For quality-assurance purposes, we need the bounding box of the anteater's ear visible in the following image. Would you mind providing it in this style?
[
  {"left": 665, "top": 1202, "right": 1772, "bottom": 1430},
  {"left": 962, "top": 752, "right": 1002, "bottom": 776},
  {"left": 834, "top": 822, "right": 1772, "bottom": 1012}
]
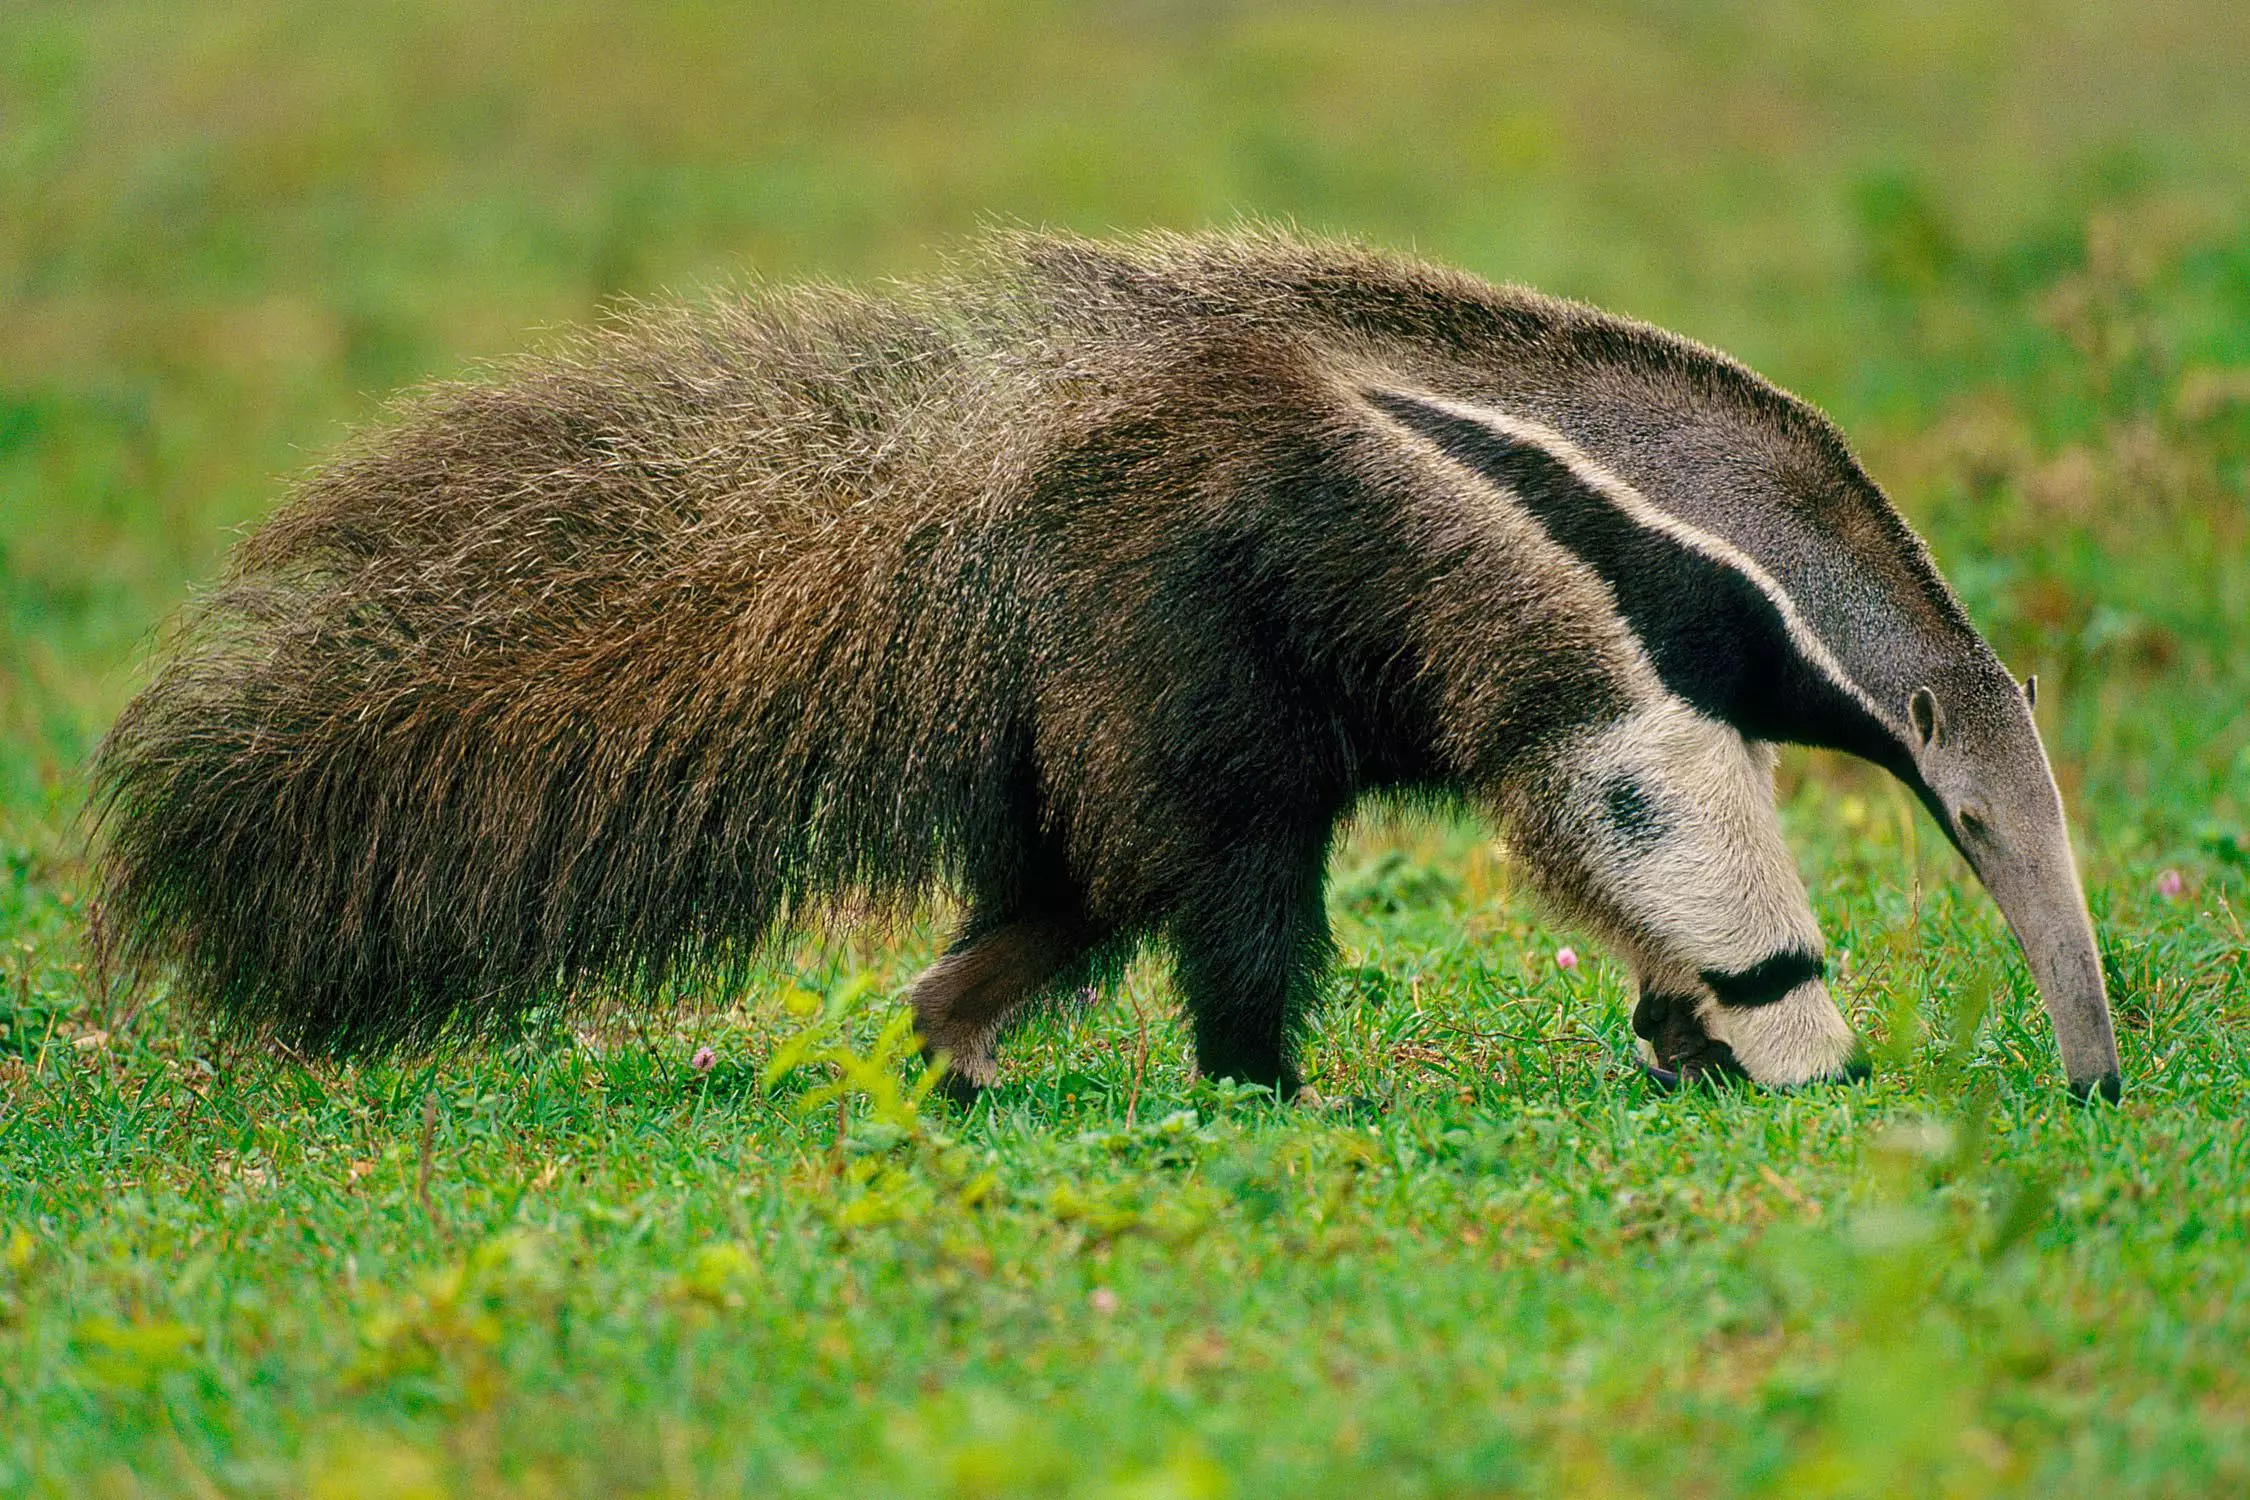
[
  {"left": 1909, "top": 687, "right": 1944, "bottom": 752},
  {"left": 2022, "top": 673, "right": 2038, "bottom": 709}
]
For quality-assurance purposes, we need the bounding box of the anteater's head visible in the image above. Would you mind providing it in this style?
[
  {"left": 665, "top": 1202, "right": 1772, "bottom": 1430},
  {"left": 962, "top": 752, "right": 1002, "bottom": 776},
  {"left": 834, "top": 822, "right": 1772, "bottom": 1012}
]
[{"left": 1896, "top": 667, "right": 2120, "bottom": 1101}]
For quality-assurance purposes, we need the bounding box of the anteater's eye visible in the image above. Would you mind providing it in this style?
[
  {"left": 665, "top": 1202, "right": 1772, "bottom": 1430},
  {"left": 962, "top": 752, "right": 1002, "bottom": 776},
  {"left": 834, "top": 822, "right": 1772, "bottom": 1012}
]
[{"left": 1956, "top": 805, "right": 1990, "bottom": 839}]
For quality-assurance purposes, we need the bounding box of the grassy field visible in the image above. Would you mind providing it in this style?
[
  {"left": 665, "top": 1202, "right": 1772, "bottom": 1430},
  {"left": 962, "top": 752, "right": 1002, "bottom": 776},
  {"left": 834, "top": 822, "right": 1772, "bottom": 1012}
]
[{"left": 4, "top": 2, "right": 2249, "bottom": 1494}]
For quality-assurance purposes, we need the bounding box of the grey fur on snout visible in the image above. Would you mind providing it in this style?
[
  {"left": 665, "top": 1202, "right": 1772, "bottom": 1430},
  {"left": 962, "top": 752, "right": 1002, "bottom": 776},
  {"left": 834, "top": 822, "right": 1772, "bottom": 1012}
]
[
  {"left": 1906, "top": 678, "right": 2120, "bottom": 1100},
  {"left": 1968, "top": 802, "right": 2119, "bottom": 1101}
]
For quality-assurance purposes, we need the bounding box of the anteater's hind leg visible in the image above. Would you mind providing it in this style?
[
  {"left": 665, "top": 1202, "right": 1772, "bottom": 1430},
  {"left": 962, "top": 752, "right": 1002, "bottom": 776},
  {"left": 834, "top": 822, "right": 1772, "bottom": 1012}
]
[
  {"left": 911, "top": 759, "right": 1111, "bottom": 1102},
  {"left": 1502, "top": 700, "right": 1863, "bottom": 1089},
  {"left": 910, "top": 912, "right": 1093, "bottom": 1101},
  {"left": 1167, "top": 838, "right": 1333, "bottom": 1099}
]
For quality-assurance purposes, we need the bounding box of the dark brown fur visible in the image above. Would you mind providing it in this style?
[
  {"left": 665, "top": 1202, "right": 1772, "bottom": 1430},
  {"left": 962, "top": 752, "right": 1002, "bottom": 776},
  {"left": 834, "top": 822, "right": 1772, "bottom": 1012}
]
[{"left": 90, "top": 228, "right": 1896, "bottom": 1092}]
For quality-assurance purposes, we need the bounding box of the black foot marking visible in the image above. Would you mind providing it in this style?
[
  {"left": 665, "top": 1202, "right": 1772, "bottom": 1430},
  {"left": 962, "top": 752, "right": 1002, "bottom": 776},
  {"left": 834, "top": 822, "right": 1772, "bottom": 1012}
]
[{"left": 1631, "top": 985, "right": 1790, "bottom": 1093}]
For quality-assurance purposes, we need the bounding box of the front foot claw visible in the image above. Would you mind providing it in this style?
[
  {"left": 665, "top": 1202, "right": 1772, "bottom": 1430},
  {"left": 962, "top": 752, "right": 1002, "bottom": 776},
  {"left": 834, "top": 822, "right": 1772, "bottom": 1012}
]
[
  {"left": 1637, "top": 1038, "right": 1751, "bottom": 1092},
  {"left": 1638, "top": 1058, "right": 1682, "bottom": 1091},
  {"left": 1633, "top": 987, "right": 1752, "bottom": 1091}
]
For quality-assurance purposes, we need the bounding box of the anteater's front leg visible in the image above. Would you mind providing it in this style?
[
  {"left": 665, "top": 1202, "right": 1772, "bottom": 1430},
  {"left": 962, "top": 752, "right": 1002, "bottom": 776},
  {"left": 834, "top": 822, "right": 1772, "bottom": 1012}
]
[
  {"left": 1503, "top": 701, "right": 1865, "bottom": 1089},
  {"left": 1168, "top": 841, "right": 1334, "bottom": 1098}
]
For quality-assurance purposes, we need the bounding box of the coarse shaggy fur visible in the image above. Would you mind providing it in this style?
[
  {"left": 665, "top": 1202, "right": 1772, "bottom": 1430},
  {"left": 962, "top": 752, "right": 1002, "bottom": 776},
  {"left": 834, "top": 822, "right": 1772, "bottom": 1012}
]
[{"left": 91, "top": 227, "right": 2029, "bottom": 1093}]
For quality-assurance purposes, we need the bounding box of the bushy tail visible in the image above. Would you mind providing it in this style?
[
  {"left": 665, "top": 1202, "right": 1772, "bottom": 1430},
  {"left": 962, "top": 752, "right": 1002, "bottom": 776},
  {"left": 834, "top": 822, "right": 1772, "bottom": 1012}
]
[{"left": 90, "top": 291, "right": 1032, "bottom": 1054}]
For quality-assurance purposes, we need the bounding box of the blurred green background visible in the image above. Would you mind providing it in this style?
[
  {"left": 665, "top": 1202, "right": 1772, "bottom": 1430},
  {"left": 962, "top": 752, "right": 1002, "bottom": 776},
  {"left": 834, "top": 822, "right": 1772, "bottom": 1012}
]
[
  {"left": 4, "top": 4, "right": 2249, "bottom": 1495},
  {"left": 4, "top": 0, "right": 2246, "bottom": 849}
]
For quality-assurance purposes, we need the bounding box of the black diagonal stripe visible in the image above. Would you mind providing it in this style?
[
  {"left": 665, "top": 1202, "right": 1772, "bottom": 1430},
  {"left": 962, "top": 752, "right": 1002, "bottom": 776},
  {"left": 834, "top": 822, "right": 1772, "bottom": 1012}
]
[
  {"left": 1700, "top": 948, "right": 1826, "bottom": 1008},
  {"left": 1369, "top": 390, "right": 1906, "bottom": 770}
]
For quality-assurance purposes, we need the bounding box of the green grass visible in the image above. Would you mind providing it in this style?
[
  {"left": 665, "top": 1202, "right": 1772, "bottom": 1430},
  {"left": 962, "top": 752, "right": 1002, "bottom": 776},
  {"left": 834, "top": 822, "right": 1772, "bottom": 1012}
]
[{"left": 4, "top": 2, "right": 2249, "bottom": 1494}]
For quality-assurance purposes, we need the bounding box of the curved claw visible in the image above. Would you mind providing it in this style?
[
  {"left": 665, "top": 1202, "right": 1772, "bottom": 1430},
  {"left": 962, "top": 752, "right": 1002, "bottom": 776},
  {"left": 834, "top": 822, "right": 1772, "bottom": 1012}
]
[{"left": 1639, "top": 1039, "right": 1753, "bottom": 1092}]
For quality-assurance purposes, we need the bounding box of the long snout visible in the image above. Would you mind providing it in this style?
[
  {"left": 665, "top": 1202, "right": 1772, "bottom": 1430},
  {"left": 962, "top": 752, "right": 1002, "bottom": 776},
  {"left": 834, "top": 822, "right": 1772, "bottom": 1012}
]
[{"left": 1964, "top": 811, "right": 2121, "bottom": 1102}]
